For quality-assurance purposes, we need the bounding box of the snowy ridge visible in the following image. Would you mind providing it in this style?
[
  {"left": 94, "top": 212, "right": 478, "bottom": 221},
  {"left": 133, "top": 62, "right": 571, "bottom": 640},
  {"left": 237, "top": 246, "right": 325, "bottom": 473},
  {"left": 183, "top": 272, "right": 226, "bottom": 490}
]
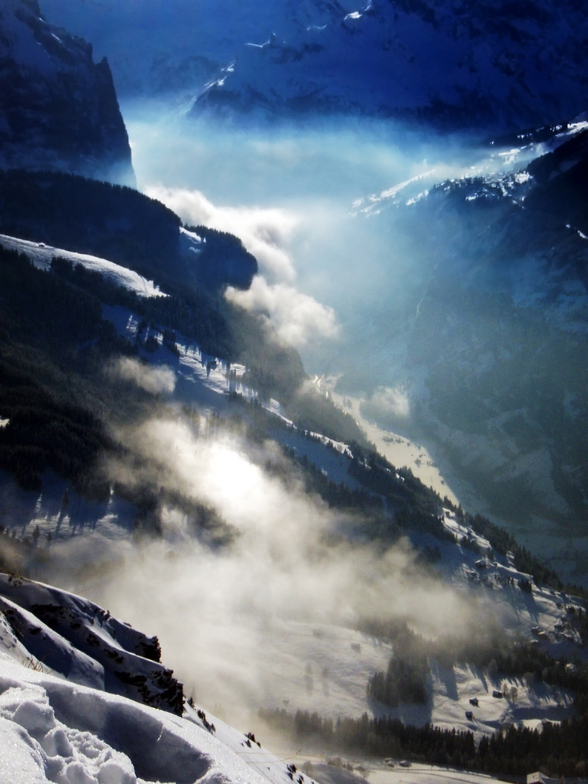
[
  {"left": 189, "top": 0, "right": 588, "bottom": 131},
  {"left": 0, "top": 573, "right": 183, "bottom": 714},
  {"left": 354, "top": 116, "right": 588, "bottom": 218},
  {"left": 0, "top": 572, "right": 321, "bottom": 784},
  {"left": 37, "top": 0, "right": 588, "bottom": 130},
  {"left": 0, "top": 234, "right": 166, "bottom": 298}
]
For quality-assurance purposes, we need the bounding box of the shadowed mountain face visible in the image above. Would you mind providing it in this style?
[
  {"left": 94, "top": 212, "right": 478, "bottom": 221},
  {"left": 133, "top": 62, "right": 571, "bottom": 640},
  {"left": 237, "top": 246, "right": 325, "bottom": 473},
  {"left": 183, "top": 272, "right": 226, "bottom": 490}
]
[
  {"left": 341, "top": 128, "right": 588, "bottom": 575},
  {"left": 38, "top": 0, "right": 588, "bottom": 132},
  {"left": 0, "top": 0, "right": 135, "bottom": 186}
]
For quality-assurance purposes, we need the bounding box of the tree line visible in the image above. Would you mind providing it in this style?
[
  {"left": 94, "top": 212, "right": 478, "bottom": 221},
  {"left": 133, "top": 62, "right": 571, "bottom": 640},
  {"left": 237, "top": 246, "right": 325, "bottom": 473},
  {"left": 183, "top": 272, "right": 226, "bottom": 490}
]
[{"left": 260, "top": 708, "right": 588, "bottom": 778}]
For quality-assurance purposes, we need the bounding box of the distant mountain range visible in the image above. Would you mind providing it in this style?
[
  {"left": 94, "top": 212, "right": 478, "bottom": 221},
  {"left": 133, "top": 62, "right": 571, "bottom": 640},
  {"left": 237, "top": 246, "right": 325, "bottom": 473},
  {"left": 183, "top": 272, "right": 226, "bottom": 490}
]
[{"left": 38, "top": 0, "right": 588, "bottom": 132}]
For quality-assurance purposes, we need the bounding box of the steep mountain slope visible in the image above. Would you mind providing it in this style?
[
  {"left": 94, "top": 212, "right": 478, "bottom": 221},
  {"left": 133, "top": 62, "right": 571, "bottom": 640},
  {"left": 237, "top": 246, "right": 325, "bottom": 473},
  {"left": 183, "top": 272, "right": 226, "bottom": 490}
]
[
  {"left": 1, "top": 204, "right": 587, "bottom": 780},
  {"left": 0, "top": 0, "right": 134, "bottom": 185},
  {"left": 3, "top": 2, "right": 588, "bottom": 778},
  {"left": 40, "top": 0, "right": 588, "bottom": 132},
  {"left": 337, "top": 122, "right": 588, "bottom": 580},
  {"left": 0, "top": 170, "right": 258, "bottom": 293}
]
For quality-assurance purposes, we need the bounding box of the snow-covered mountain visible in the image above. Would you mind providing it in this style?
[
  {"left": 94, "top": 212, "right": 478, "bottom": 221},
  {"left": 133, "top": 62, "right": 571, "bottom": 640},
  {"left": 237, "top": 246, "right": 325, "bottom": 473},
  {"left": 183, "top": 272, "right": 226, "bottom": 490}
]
[
  {"left": 1, "top": 209, "right": 587, "bottom": 780},
  {"left": 39, "top": 0, "right": 588, "bottom": 132},
  {"left": 4, "top": 570, "right": 563, "bottom": 784},
  {"left": 0, "top": 169, "right": 258, "bottom": 293},
  {"left": 3, "top": 2, "right": 588, "bottom": 778},
  {"left": 335, "top": 119, "right": 588, "bottom": 581},
  {"left": 0, "top": 0, "right": 134, "bottom": 185}
]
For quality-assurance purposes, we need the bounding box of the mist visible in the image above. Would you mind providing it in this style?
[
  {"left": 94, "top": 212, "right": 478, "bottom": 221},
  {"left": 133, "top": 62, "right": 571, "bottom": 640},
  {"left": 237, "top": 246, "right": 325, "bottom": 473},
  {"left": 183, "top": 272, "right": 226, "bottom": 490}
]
[
  {"left": 23, "top": 103, "right": 528, "bottom": 723},
  {"left": 43, "top": 407, "right": 501, "bottom": 726},
  {"left": 31, "top": 108, "right": 520, "bottom": 722},
  {"left": 106, "top": 357, "right": 177, "bottom": 395},
  {"left": 114, "top": 101, "right": 588, "bottom": 591},
  {"left": 127, "top": 105, "right": 489, "bottom": 378}
]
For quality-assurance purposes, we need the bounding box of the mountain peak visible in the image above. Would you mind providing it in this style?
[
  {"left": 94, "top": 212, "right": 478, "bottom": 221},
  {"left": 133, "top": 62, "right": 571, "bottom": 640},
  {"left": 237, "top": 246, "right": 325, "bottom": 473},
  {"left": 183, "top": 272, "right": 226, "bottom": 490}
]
[{"left": 0, "top": 0, "right": 135, "bottom": 186}]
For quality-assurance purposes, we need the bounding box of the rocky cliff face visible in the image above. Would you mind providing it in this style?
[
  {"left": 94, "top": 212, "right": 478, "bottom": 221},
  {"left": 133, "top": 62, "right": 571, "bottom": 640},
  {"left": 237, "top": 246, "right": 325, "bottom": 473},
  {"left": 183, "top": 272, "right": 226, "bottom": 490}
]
[{"left": 0, "top": 0, "right": 135, "bottom": 186}]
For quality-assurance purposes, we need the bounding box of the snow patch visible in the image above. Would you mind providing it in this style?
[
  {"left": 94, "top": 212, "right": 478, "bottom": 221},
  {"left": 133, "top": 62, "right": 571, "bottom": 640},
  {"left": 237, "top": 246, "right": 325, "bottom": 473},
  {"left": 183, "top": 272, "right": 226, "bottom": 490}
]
[{"left": 0, "top": 235, "right": 166, "bottom": 299}]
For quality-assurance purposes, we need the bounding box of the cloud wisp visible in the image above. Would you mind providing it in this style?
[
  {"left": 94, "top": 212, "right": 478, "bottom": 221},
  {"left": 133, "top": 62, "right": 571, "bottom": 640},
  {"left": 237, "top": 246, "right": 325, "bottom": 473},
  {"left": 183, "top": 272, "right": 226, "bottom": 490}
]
[
  {"left": 146, "top": 185, "right": 299, "bottom": 284},
  {"left": 146, "top": 184, "right": 339, "bottom": 349},
  {"left": 106, "top": 357, "right": 177, "bottom": 395}
]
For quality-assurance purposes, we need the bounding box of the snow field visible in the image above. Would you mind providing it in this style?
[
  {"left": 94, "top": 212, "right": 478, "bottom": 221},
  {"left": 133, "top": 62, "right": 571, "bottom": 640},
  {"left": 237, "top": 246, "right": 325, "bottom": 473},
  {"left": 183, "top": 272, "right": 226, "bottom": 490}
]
[
  {"left": 0, "top": 654, "right": 285, "bottom": 784},
  {"left": 194, "top": 619, "right": 394, "bottom": 723},
  {"left": 0, "top": 667, "right": 143, "bottom": 784},
  {"left": 0, "top": 234, "right": 166, "bottom": 299},
  {"left": 365, "top": 762, "right": 505, "bottom": 784}
]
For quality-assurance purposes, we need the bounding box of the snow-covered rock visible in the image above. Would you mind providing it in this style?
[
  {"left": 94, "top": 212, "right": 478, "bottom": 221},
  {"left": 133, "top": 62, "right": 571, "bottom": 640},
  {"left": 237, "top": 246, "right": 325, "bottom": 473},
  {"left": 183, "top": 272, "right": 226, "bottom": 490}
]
[
  {"left": 0, "top": 573, "right": 323, "bottom": 784},
  {"left": 0, "top": 573, "right": 184, "bottom": 715}
]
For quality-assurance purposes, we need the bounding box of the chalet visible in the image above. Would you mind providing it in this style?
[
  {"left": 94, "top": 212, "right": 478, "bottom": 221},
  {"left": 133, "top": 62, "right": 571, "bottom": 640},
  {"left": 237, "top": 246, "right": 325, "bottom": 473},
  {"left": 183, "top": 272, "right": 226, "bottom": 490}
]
[{"left": 526, "top": 773, "right": 563, "bottom": 784}]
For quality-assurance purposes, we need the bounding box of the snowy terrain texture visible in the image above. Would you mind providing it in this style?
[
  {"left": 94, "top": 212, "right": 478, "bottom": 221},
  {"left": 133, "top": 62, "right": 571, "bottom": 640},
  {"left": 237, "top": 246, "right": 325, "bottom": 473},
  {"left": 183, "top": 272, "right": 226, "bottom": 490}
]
[
  {"left": 0, "top": 234, "right": 167, "bottom": 299},
  {"left": 0, "top": 573, "right": 321, "bottom": 784}
]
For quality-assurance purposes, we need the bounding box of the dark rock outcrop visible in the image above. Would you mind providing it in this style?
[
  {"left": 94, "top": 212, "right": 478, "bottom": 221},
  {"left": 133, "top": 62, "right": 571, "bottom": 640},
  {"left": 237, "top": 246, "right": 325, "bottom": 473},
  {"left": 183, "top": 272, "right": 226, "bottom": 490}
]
[
  {"left": 0, "top": 572, "right": 184, "bottom": 715},
  {"left": 0, "top": 0, "right": 135, "bottom": 185}
]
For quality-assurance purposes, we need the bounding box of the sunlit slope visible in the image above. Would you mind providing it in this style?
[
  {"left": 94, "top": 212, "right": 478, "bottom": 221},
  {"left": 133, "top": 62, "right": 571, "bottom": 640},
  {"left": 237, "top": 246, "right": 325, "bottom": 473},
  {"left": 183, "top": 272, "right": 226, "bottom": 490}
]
[{"left": 0, "top": 234, "right": 584, "bottom": 744}]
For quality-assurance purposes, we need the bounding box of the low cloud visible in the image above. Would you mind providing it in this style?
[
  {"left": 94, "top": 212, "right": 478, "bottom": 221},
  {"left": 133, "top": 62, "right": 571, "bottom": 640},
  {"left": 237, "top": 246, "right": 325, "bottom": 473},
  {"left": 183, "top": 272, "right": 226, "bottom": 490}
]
[
  {"left": 146, "top": 185, "right": 299, "bottom": 284},
  {"left": 361, "top": 385, "right": 411, "bottom": 426},
  {"left": 107, "top": 357, "right": 176, "bottom": 395},
  {"left": 226, "top": 275, "right": 339, "bottom": 348},
  {"left": 146, "top": 185, "right": 338, "bottom": 350},
  {"left": 46, "top": 412, "right": 499, "bottom": 726}
]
